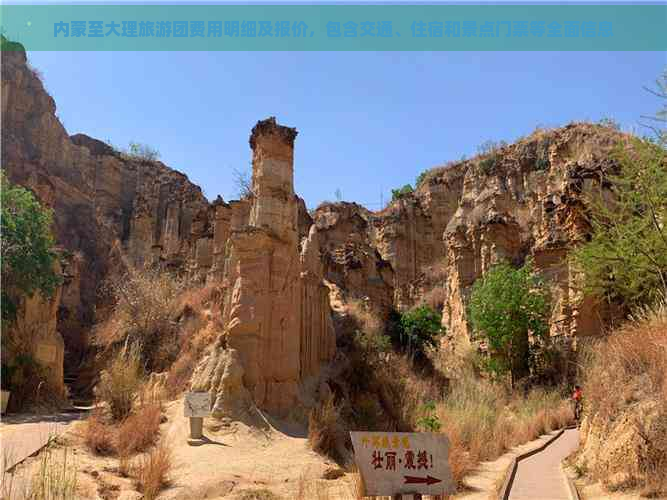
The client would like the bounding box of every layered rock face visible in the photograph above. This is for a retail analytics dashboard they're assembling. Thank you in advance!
[2,45,209,366]
[2,268,65,398]
[441,126,621,351]
[310,125,623,353]
[4,37,623,411]
[192,118,335,416]
[3,42,336,413]
[312,202,395,317]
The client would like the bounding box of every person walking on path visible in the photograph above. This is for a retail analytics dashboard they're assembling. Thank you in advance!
[572,385,583,425]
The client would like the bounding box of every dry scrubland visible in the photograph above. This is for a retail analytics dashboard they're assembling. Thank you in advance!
[0,274,576,500]
[576,301,667,497]
[8,249,665,500]
[309,299,574,489]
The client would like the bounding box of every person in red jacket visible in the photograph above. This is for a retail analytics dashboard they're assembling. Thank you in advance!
[572,385,583,423]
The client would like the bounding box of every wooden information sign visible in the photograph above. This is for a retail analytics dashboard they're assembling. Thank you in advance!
[350,431,455,497]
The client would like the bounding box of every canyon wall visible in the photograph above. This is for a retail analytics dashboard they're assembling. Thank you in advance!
[3,38,624,412]
[3,42,336,413]
[2,44,209,367]
[310,124,623,358]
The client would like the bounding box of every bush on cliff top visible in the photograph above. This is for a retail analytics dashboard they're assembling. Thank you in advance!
[391,184,414,201]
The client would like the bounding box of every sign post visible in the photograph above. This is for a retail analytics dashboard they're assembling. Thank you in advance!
[350,431,455,499]
[184,392,211,446]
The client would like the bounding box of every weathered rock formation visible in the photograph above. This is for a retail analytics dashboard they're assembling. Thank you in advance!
[2,43,209,370]
[3,36,627,412]
[191,118,335,416]
[309,125,624,359]
[440,127,622,352]
[311,202,395,317]
[2,265,66,399]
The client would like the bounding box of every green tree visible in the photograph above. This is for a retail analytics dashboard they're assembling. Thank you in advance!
[390,305,443,359]
[1,173,62,321]
[572,138,667,309]
[391,184,414,201]
[640,69,666,145]
[468,259,550,387]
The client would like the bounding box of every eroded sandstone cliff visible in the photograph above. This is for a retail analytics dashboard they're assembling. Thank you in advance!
[3,45,209,369]
[3,39,626,413]
[309,124,624,365]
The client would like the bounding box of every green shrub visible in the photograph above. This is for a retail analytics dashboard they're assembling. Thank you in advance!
[477,139,507,155]
[389,305,443,359]
[598,117,621,130]
[572,138,667,310]
[415,171,428,187]
[416,401,442,432]
[391,184,414,201]
[478,155,497,174]
[126,142,160,161]
[534,138,551,170]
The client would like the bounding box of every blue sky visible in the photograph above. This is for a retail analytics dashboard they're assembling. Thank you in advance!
[27,50,665,208]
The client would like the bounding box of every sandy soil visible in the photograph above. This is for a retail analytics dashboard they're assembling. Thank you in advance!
[158,399,356,499]
[2,399,358,500]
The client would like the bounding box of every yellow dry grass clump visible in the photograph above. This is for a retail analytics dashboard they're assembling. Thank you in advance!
[132,441,173,500]
[582,300,667,496]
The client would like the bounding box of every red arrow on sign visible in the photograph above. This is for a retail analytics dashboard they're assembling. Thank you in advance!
[404,475,442,486]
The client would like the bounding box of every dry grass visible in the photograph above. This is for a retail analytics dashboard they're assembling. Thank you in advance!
[164,285,221,398]
[583,300,667,495]
[437,373,572,485]
[238,488,282,499]
[133,441,172,500]
[96,341,144,421]
[585,301,667,420]
[2,446,79,500]
[332,296,572,491]
[29,447,78,500]
[342,298,441,433]
[345,298,383,336]
[116,403,162,456]
[96,267,185,371]
[308,394,345,463]
[83,411,115,456]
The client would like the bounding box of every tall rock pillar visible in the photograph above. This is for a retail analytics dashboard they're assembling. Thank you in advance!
[191,117,335,418]
[248,117,299,242]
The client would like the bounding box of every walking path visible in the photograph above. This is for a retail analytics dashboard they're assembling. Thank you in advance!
[508,428,580,500]
[0,412,81,472]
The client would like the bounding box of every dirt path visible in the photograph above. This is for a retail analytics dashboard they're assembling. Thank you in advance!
[0,413,81,472]
[508,428,580,500]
